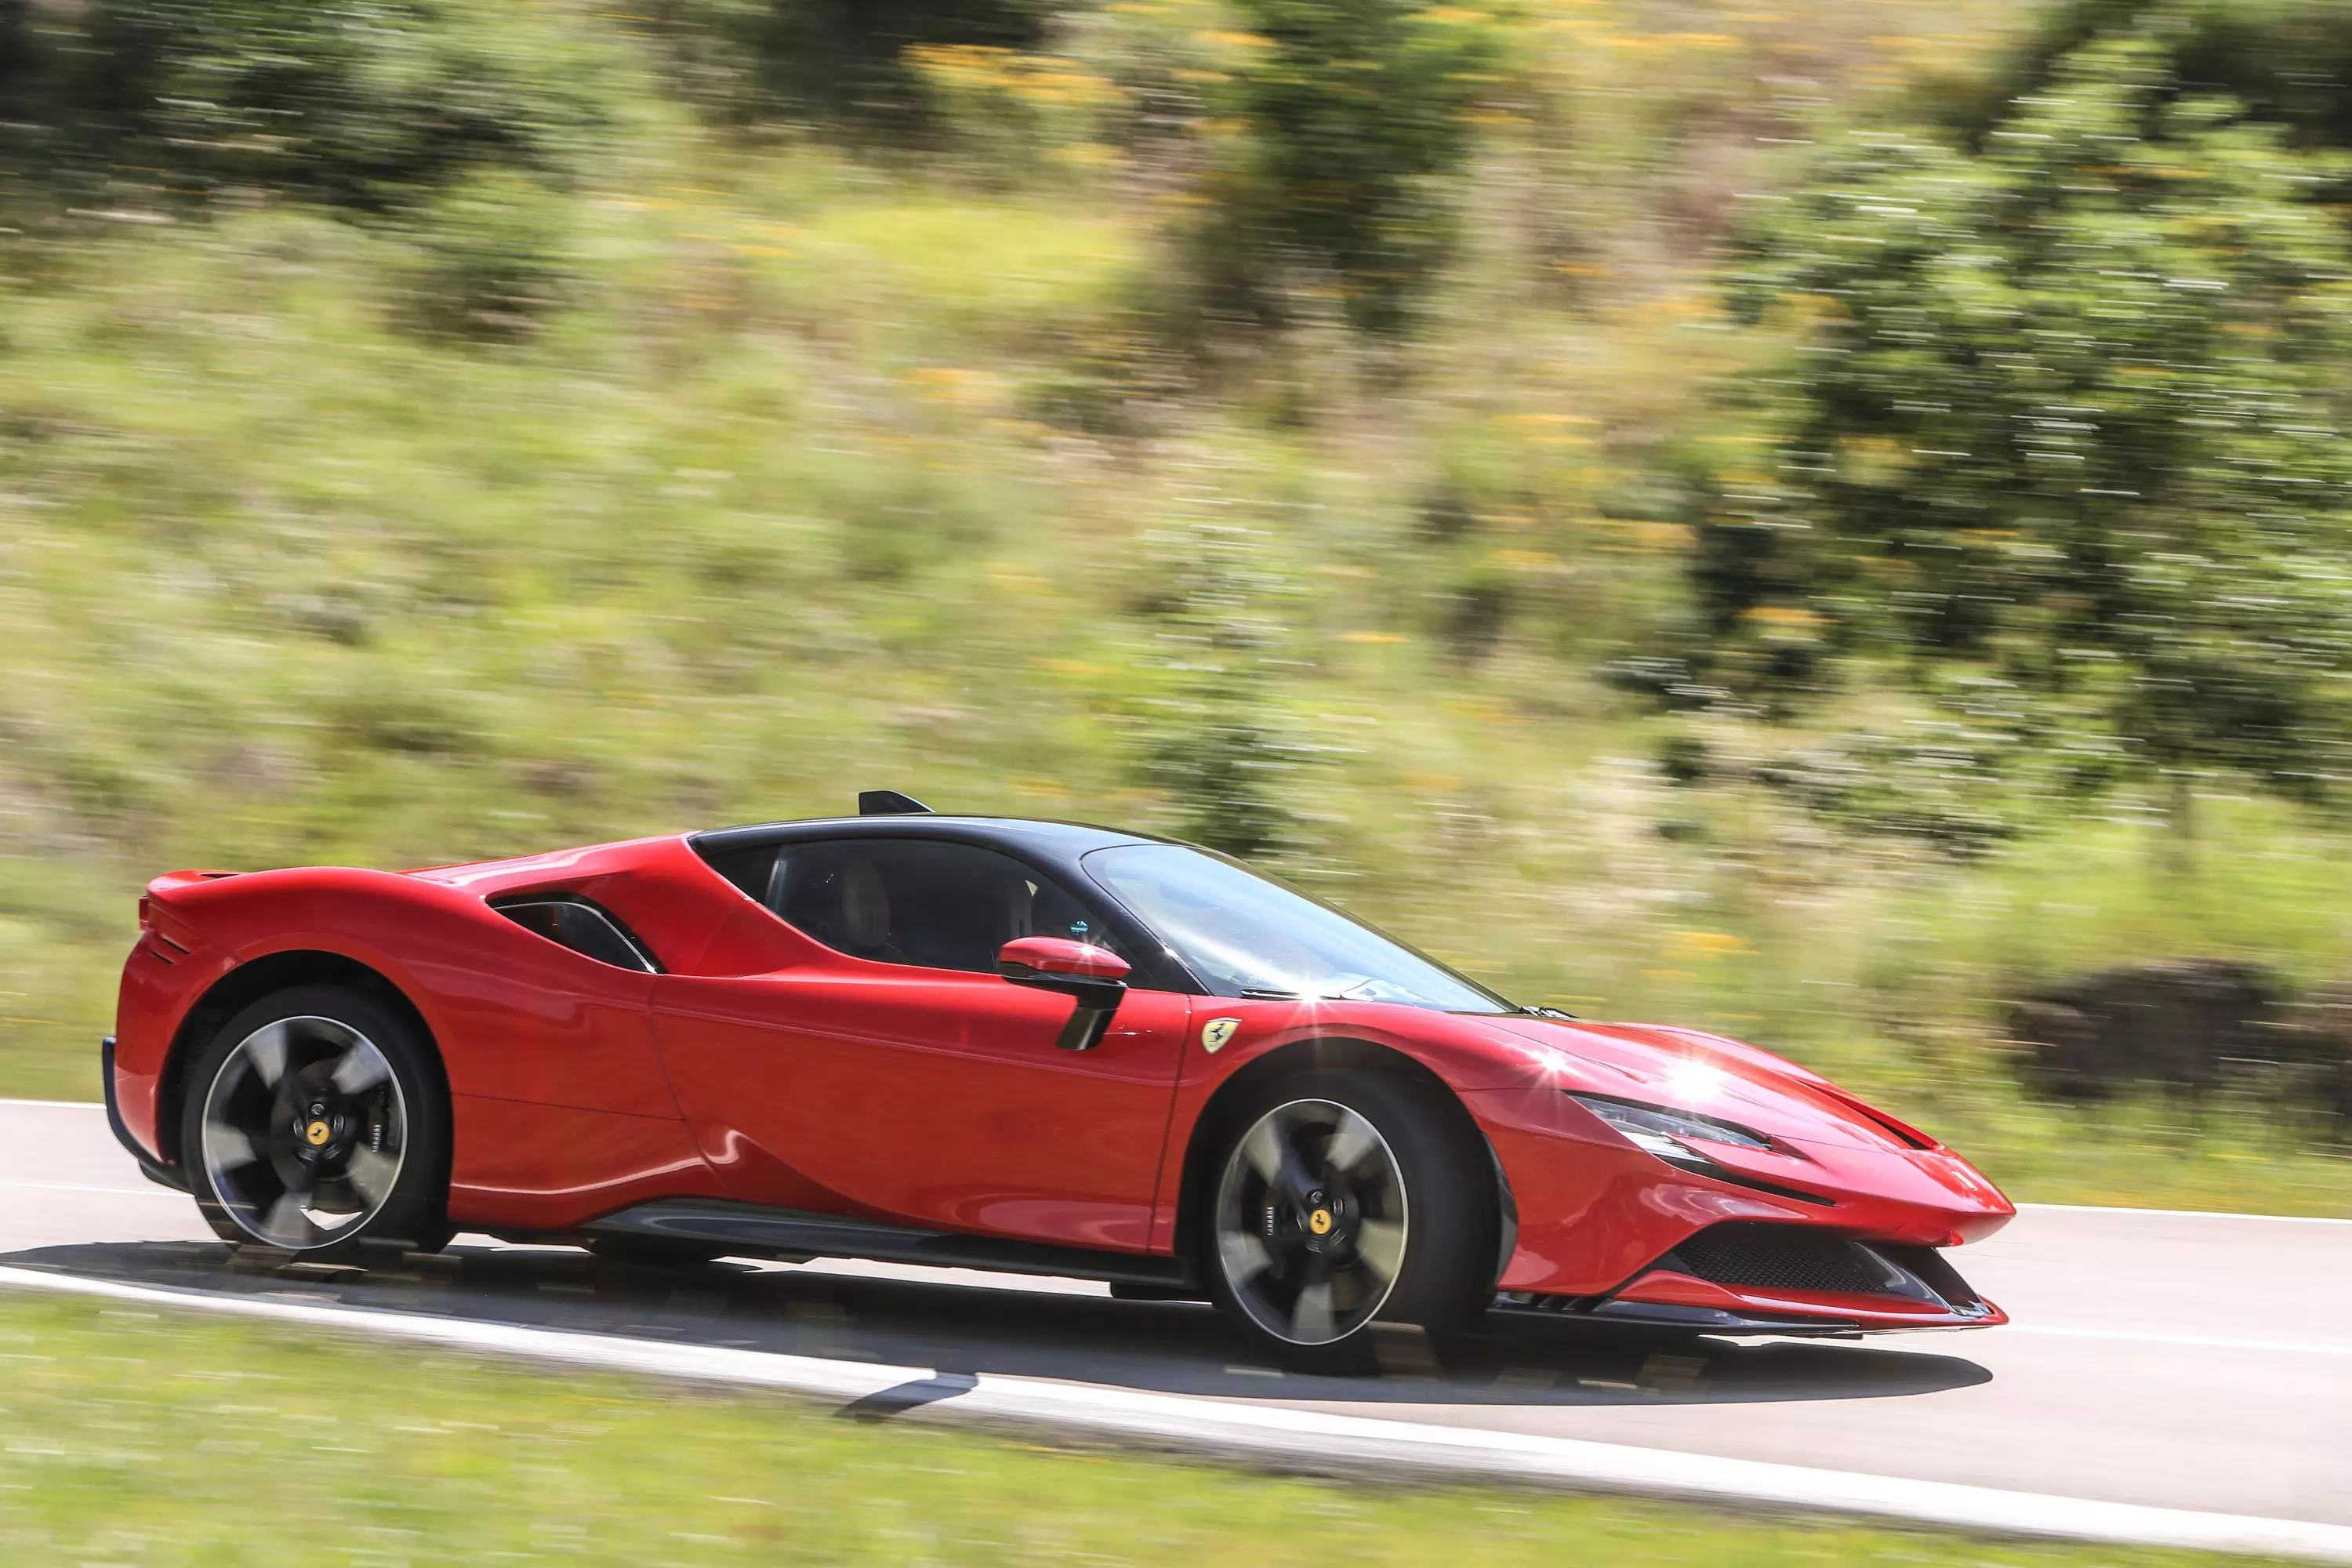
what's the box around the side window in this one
[698,844,779,904]
[768,840,1116,974]
[492,896,662,973]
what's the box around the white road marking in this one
[0,1179,180,1199]
[2016,1201,2352,1226]
[1998,1323,2352,1359]
[1,1263,2348,1565]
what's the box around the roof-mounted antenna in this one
[858,789,934,816]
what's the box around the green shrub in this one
[1127,514,1314,857]
[638,0,1052,128]
[397,169,575,342]
[1180,0,1509,336]
[1927,0,2352,158]
[0,0,608,213]
[903,42,1124,187]
[1721,12,2352,836]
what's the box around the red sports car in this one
[104,793,2013,1370]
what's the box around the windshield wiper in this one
[1239,987,1308,1000]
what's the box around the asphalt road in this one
[5,1098,2348,1532]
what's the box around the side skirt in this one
[579,1198,1196,1290]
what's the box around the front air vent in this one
[1661,1222,1893,1296]
[490,895,662,974]
[1649,1221,1987,1312]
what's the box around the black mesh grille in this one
[1662,1223,1893,1296]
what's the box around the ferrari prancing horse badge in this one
[1200,1017,1240,1053]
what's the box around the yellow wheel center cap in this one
[1308,1208,1333,1236]
[304,1120,332,1147]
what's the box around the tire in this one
[1200,1067,1495,1375]
[182,984,452,1265]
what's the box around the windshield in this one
[1083,844,1512,1013]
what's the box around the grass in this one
[0,1290,2296,1567]
[1,0,2350,1220]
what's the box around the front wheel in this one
[183,984,451,1263]
[1203,1069,1494,1374]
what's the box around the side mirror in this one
[998,936,1131,982]
[998,938,1131,1051]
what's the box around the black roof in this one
[688,815,1173,878]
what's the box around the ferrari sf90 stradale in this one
[104,792,2012,1370]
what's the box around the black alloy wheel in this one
[183,985,450,1262]
[1204,1069,1494,1374]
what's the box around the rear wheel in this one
[1202,1069,1494,1375]
[183,985,451,1264]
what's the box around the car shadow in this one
[1,1238,1993,1409]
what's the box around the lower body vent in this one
[1658,1221,1982,1309]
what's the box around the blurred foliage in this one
[1128,505,1318,858]
[1178,0,1511,336]
[638,0,1052,128]
[0,0,608,212]
[905,42,1125,186]
[0,0,611,337]
[396,169,579,341]
[1929,0,2352,158]
[1719,15,2352,837]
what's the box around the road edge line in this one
[2016,1201,2352,1226]
[3,1264,2349,1563]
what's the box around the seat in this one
[839,858,892,956]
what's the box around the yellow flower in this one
[1671,931,1751,957]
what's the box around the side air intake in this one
[490,895,662,974]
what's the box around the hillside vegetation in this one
[4,0,2352,1210]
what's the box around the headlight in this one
[1569,1093,1830,1206]
[1569,1093,1775,1171]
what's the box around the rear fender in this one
[125,864,683,1165]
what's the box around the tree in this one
[1929,0,2352,161]
[1717,15,2352,834]
[1128,508,1316,858]
[641,0,1051,128]
[2,0,606,213]
[1189,0,1506,336]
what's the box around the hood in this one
[1483,1014,1940,1156]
